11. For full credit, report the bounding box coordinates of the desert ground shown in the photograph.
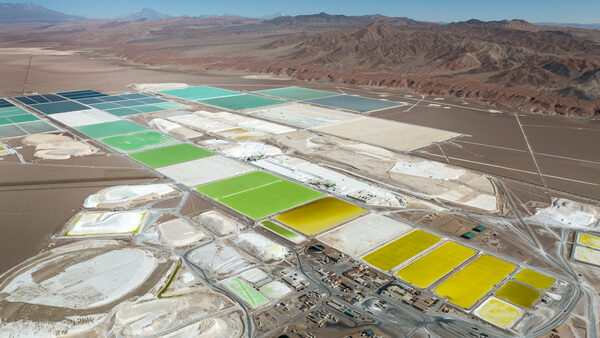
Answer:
[0,45,598,337]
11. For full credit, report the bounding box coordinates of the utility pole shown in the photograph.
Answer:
[22,55,33,95]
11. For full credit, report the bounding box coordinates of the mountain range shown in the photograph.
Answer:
[0,2,83,22]
[119,8,171,21]
[0,4,598,118]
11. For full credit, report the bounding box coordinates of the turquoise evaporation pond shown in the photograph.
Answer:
[304,94,404,113]
[199,94,288,111]
[159,86,241,101]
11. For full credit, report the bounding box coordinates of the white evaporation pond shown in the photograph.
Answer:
[84,184,175,208]
[157,156,255,187]
[66,211,147,236]
[2,248,157,309]
[50,109,119,127]
[317,214,413,256]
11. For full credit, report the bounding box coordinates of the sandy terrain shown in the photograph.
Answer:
[0,47,596,200]
[0,44,598,337]
[314,116,460,152]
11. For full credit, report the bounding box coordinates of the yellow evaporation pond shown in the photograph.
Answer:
[362,230,441,271]
[475,297,521,329]
[220,128,249,134]
[573,246,600,265]
[434,254,516,309]
[495,281,541,308]
[276,197,367,236]
[577,233,600,250]
[513,268,555,290]
[396,241,476,288]
[234,135,257,141]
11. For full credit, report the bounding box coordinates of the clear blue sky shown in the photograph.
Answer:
[14,0,600,23]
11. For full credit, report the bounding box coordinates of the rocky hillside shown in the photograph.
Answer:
[260,21,600,117]
[2,13,599,118]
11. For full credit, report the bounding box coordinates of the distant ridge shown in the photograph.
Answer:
[536,22,600,30]
[450,19,536,30]
[119,8,171,21]
[263,12,422,29]
[0,2,84,23]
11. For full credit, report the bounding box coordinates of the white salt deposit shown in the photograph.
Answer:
[221,141,282,160]
[391,158,466,181]
[163,317,242,338]
[49,109,119,127]
[149,118,202,139]
[22,133,96,160]
[198,111,296,134]
[249,104,359,129]
[573,246,600,266]
[242,74,291,80]
[238,267,269,284]
[157,218,206,247]
[529,198,599,229]
[66,211,147,236]
[84,184,175,208]
[317,214,412,256]
[202,139,231,145]
[259,281,292,300]
[150,118,183,132]
[254,155,404,207]
[2,248,157,309]
[187,242,253,276]
[462,194,498,212]
[135,83,189,92]
[0,314,105,337]
[232,233,289,262]
[0,47,76,56]
[157,156,255,187]
[194,210,245,236]
[112,293,232,336]
[22,133,71,146]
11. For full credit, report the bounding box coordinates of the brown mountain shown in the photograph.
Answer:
[258,21,600,117]
[1,14,599,118]
[0,2,85,23]
[263,12,422,30]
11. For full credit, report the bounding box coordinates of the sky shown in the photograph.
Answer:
[11,0,600,23]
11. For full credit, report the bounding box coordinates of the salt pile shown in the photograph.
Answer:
[149,118,202,139]
[530,198,599,229]
[391,158,466,181]
[66,211,147,236]
[111,294,232,336]
[232,233,289,262]
[2,248,158,309]
[221,141,282,160]
[84,184,175,208]
[157,218,206,247]
[194,211,245,236]
[188,242,252,276]
[22,133,96,160]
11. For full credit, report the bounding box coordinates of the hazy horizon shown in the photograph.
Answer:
[3,0,600,24]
